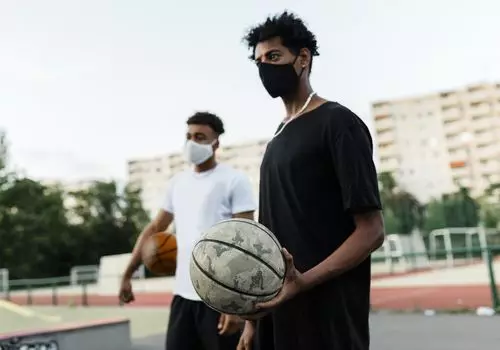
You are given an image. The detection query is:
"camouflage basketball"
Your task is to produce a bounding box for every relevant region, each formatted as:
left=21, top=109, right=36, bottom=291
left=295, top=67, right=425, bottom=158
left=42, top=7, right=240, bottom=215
left=189, top=218, right=286, bottom=316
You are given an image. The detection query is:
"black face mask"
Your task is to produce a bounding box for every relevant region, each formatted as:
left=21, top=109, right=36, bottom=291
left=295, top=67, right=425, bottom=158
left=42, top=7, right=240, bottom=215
left=258, top=57, right=303, bottom=98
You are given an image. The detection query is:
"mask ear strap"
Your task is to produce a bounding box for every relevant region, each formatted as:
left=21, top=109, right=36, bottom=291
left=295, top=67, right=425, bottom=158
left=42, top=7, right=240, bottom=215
left=292, top=54, right=305, bottom=78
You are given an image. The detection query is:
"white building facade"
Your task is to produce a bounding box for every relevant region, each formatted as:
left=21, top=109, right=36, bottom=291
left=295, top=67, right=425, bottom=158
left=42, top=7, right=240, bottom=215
left=373, top=82, right=500, bottom=202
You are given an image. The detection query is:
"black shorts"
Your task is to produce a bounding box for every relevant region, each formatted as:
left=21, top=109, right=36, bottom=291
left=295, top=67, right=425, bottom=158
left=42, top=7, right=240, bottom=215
left=166, top=295, right=242, bottom=350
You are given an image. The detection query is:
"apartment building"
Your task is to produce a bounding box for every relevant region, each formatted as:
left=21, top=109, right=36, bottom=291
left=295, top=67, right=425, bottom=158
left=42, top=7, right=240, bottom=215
left=373, top=82, right=500, bottom=202
left=127, top=139, right=268, bottom=217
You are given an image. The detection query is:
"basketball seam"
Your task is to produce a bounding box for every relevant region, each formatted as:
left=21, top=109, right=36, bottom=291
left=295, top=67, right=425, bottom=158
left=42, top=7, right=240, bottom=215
left=157, top=248, right=177, bottom=259
left=154, top=234, right=175, bottom=273
left=196, top=292, right=273, bottom=317
left=197, top=238, right=284, bottom=279
left=191, top=252, right=281, bottom=297
left=213, top=218, right=282, bottom=248
left=157, top=234, right=171, bottom=250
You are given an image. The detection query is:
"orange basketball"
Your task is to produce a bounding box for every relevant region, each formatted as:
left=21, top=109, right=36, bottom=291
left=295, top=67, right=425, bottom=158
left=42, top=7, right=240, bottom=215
left=141, top=232, right=177, bottom=276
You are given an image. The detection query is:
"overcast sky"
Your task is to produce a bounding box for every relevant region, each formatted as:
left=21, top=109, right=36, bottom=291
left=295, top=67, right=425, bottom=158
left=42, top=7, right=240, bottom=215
left=1, top=0, right=499, bottom=182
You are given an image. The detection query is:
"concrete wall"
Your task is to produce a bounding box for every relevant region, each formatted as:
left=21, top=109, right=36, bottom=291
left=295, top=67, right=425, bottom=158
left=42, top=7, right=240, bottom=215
left=0, top=318, right=131, bottom=350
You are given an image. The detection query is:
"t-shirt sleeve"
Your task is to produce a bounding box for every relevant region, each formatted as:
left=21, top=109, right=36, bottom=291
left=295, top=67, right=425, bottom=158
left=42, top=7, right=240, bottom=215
left=327, top=110, right=382, bottom=213
left=161, top=177, right=176, bottom=214
left=229, top=172, right=257, bottom=214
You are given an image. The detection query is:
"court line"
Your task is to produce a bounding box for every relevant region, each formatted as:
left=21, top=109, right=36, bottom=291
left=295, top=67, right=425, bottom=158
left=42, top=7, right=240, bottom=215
left=0, top=300, right=61, bottom=322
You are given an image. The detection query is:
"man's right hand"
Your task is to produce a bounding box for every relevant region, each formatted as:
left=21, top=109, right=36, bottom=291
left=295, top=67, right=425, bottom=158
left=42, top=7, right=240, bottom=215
left=118, top=277, right=135, bottom=305
left=237, top=321, right=256, bottom=350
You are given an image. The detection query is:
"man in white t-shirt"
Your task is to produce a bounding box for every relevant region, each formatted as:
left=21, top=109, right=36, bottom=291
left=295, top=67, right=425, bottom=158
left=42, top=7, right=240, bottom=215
left=119, top=112, right=257, bottom=350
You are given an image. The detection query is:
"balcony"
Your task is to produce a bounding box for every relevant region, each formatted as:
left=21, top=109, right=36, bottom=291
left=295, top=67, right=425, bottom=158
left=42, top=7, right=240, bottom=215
left=479, top=161, right=499, bottom=175
left=443, top=121, right=464, bottom=137
left=469, top=102, right=491, bottom=117
left=376, top=130, right=395, bottom=144
left=377, top=143, right=397, bottom=157
left=446, top=135, right=466, bottom=150
left=449, top=160, right=466, bottom=169
left=467, top=89, right=490, bottom=103
left=472, top=116, right=494, bottom=133
left=440, top=92, right=460, bottom=107
left=494, top=103, right=500, bottom=113
left=375, top=115, right=395, bottom=131
left=442, top=106, right=462, bottom=122
left=475, top=132, right=496, bottom=147
left=372, top=101, right=391, bottom=116
left=476, top=144, right=500, bottom=159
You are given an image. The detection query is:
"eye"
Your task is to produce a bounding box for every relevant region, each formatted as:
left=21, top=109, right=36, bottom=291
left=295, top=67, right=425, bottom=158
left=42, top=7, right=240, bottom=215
left=195, top=135, right=207, bottom=142
left=269, top=52, right=280, bottom=61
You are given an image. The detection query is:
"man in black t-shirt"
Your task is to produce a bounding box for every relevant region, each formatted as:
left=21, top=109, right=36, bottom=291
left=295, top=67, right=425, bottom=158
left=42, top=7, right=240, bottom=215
left=236, top=11, right=385, bottom=350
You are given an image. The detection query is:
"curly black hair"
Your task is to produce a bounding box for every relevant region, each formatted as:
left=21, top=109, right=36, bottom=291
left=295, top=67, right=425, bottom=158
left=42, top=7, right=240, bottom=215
left=243, top=11, right=320, bottom=70
left=186, top=112, right=225, bottom=135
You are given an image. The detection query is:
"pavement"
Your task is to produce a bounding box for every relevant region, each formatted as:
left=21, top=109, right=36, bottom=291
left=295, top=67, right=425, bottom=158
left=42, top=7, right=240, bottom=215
left=1, top=304, right=499, bottom=350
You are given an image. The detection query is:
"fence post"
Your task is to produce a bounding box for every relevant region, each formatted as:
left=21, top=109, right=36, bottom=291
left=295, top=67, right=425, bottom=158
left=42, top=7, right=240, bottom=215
left=485, top=248, right=500, bottom=310
left=52, top=282, right=58, bottom=306
left=82, top=283, right=88, bottom=307
left=27, top=284, right=32, bottom=305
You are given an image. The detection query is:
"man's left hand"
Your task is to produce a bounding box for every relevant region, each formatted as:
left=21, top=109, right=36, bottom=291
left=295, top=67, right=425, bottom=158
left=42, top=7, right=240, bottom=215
left=255, top=248, right=306, bottom=311
left=218, top=314, right=244, bottom=335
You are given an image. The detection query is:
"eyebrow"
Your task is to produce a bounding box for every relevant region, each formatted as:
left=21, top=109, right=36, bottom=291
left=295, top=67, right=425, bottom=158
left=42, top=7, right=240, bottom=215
left=255, top=49, right=281, bottom=61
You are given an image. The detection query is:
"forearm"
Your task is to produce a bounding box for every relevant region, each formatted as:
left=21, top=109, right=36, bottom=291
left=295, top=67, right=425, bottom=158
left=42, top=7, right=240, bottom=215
left=302, top=225, right=384, bottom=290
left=123, top=222, right=158, bottom=279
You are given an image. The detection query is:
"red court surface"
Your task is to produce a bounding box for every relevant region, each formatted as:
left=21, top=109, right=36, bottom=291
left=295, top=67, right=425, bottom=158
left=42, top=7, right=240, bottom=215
left=5, top=285, right=497, bottom=310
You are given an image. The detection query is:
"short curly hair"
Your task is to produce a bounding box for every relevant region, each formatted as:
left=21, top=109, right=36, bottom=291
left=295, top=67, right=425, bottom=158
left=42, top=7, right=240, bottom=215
left=186, top=112, right=225, bottom=135
left=243, top=11, right=320, bottom=71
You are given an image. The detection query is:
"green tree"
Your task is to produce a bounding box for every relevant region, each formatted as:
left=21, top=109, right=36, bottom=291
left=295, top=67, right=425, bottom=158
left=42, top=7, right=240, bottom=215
left=0, top=178, right=70, bottom=279
left=423, top=187, right=480, bottom=232
left=382, top=207, right=400, bottom=235
left=0, top=131, right=150, bottom=278
left=478, top=183, right=500, bottom=228
left=68, top=181, right=149, bottom=266
left=378, top=172, right=422, bottom=234
left=423, top=199, right=447, bottom=232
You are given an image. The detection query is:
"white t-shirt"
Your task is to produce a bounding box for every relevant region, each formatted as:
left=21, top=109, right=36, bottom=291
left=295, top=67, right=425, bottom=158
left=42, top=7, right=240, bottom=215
left=162, top=163, right=257, bottom=301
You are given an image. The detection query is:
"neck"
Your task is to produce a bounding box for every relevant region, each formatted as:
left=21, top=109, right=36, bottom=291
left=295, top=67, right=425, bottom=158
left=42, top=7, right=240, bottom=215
left=194, top=157, right=217, bottom=173
left=282, top=82, right=314, bottom=118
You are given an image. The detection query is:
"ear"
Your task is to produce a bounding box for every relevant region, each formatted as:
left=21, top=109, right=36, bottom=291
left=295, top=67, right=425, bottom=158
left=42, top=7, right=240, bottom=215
left=298, top=48, right=311, bottom=70
left=213, top=139, right=220, bottom=150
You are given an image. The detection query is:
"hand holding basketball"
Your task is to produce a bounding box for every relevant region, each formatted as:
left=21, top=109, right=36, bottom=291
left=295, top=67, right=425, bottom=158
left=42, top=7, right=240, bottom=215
left=255, top=248, right=305, bottom=311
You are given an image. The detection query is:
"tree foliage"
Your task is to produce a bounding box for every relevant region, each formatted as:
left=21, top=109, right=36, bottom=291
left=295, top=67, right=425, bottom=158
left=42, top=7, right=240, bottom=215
left=0, top=133, right=149, bottom=279
left=379, top=172, right=487, bottom=235
left=378, top=172, right=423, bottom=234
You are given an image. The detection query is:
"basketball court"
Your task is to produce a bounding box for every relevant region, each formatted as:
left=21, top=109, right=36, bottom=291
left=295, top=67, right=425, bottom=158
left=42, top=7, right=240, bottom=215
left=1, top=303, right=498, bottom=350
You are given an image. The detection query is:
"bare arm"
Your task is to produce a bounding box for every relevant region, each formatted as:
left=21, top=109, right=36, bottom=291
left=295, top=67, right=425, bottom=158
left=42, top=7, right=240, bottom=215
left=122, top=209, right=174, bottom=280
left=232, top=211, right=254, bottom=220
left=301, top=210, right=384, bottom=289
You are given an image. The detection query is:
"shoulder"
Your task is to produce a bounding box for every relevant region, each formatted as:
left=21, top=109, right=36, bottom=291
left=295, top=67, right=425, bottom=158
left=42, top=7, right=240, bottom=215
left=320, top=102, right=366, bottom=129
left=215, top=164, right=249, bottom=183
left=319, top=102, right=371, bottom=139
left=168, top=169, right=190, bottom=186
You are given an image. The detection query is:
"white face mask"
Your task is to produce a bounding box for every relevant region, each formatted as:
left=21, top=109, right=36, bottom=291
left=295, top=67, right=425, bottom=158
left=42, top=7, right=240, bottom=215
left=184, top=140, right=215, bottom=165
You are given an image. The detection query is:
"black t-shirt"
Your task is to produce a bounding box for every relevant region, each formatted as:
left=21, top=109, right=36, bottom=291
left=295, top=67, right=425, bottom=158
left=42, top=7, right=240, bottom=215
left=255, top=101, right=382, bottom=350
